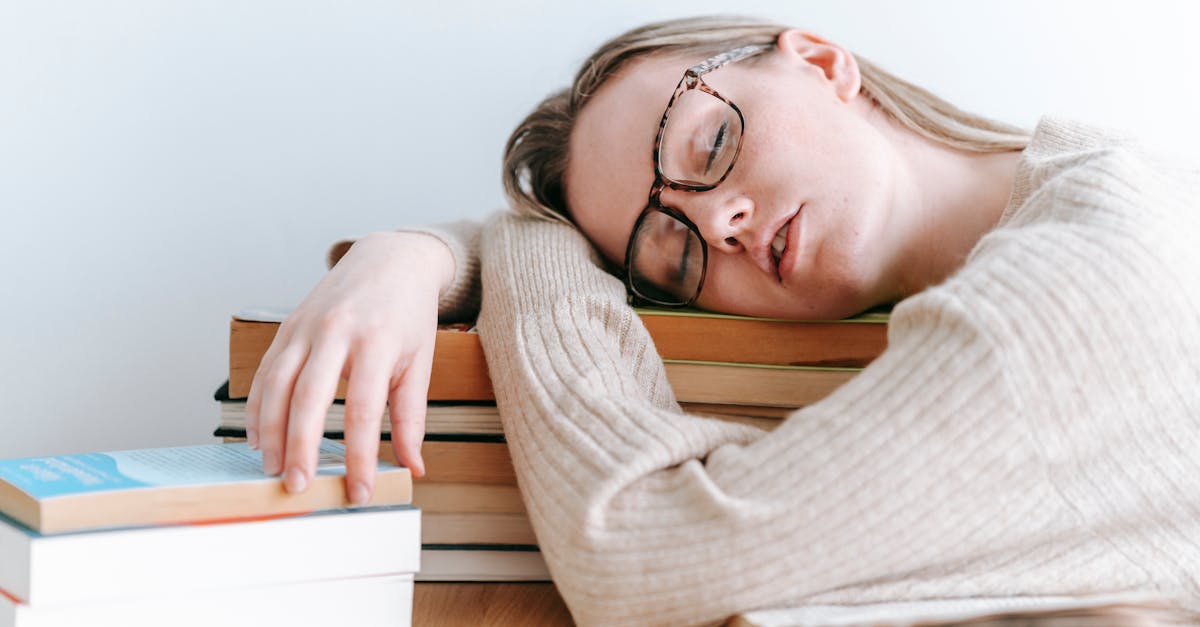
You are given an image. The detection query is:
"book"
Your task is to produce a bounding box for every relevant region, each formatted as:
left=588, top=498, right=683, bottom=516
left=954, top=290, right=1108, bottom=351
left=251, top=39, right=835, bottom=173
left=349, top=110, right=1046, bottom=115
left=229, top=321, right=860, bottom=407
left=661, top=361, right=858, bottom=407
left=421, top=513, right=537, bottom=545
left=0, top=440, right=411, bottom=533
left=228, top=306, right=886, bottom=401
left=215, top=383, right=793, bottom=437
left=412, top=484, right=525, bottom=515
left=406, top=440, right=516, bottom=485
left=214, top=431, right=518, bottom=485
left=214, top=411, right=788, bottom=488
left=0, top=505, right=419, bottom=607
left=230, top=316, right=490, bottom=402
left=214, top=435, right=534, bottom=545
left=218, top=396, right=508, bottom=436
left=0, top=573, right=414, bottom=627
left=636, top=306, right=888, bottom=367
left=418, top=545, right=550, bottom=582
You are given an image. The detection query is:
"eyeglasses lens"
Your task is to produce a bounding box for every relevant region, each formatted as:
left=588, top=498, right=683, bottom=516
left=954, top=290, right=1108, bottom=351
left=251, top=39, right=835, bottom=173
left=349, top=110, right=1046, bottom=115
left=658, top=89, right=742, bottom=187
left=628, top=210, right=706, bottom=305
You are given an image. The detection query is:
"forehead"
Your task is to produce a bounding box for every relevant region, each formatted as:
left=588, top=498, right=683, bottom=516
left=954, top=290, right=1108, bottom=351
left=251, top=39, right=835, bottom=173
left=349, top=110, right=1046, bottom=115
left=565, top=54, right=695, bottom=264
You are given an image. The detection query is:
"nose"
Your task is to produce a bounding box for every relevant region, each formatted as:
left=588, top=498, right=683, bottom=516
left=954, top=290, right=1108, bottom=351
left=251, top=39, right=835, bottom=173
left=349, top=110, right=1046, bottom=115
left=660, top=187, right=754, bottom=255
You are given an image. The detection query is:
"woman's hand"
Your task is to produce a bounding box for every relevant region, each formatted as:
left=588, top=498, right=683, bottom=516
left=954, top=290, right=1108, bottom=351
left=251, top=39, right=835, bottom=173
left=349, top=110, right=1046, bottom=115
left=244, top=231, right=454, bottom=504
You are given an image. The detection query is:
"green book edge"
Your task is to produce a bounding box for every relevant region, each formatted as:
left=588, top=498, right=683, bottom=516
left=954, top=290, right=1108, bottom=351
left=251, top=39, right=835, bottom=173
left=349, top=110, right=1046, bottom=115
left=662, top=359, right=863, bottom=372
left=633, top=304, right=891, bottom=324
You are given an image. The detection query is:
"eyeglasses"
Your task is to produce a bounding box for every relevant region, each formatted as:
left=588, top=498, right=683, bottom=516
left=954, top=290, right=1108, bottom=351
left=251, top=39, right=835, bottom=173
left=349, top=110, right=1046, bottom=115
left=623, top=43, right=771, bottom=307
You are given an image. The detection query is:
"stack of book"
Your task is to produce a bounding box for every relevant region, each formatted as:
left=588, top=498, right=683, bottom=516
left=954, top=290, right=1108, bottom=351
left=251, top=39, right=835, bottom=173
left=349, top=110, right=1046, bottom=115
left=217, top=306, right=889, bottom=582
left=0, top=440, right=418, bottom=627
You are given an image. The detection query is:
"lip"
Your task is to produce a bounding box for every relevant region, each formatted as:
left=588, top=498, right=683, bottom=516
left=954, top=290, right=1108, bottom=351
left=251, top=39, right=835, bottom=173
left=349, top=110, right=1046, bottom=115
left=775, top=204, right=805, bottom=283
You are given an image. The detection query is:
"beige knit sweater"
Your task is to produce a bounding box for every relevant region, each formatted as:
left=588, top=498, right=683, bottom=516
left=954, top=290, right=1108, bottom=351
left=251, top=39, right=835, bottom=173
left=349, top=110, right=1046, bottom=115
left=416, top=117, right=1200, bottom=625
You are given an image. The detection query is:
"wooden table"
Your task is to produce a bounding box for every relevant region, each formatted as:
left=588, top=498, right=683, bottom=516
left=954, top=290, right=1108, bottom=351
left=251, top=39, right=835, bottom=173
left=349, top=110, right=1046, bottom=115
left=413, top=583, right=573, bottom=626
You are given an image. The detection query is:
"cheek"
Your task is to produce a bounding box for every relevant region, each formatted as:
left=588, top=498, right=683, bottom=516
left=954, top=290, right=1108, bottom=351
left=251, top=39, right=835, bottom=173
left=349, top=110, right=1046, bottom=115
left=696, top=214, right=880, bottom=320
left=811, top=134, right=893, bottom=287
left=695, top=256, right=779, bottom=317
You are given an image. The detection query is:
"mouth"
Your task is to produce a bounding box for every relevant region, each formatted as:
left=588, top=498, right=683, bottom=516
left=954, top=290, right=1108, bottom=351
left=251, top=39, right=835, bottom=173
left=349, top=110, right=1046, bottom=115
left=769, top=204, right=804, bottom=282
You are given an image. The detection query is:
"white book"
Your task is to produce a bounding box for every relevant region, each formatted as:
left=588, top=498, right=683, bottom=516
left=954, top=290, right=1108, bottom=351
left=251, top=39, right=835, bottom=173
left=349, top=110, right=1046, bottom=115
left=0, top=505, right=419, bottom=607
left=1, top=573, right=413, bottom=627
left=417, top=546, right=550, bottom=582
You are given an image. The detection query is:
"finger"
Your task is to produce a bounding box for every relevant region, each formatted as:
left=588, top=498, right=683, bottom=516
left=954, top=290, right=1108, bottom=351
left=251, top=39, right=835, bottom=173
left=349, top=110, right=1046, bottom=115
left=388, top=343, right=434, bottom=478
left=341, top=345, right=392, bottom=506
left=282, top=338, right=349, bottom=494
left=254, top=344, right=309, bottom=476
left=244, top=325, right=293, bottom=450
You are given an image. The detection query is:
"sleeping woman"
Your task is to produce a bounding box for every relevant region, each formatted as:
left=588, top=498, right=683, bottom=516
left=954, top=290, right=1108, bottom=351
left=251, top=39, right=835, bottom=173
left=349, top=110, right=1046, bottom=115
left=243, top=16, right=1200, bottom=625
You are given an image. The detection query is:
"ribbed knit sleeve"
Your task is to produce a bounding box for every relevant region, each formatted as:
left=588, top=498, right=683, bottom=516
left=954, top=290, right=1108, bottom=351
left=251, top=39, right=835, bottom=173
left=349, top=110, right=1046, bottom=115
left=326, top=220, right=484, bottom=323
left=475, top=117, right=1200, bottom=626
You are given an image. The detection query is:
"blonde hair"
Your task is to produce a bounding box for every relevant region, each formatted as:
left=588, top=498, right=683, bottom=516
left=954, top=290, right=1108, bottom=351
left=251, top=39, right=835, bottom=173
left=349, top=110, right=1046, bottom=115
left=503, top=15, right=1030, bottom=224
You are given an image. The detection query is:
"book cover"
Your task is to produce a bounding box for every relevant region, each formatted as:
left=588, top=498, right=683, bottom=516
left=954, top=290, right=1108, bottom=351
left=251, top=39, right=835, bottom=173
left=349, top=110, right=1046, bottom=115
left=0, top=440, right=411, bottom=533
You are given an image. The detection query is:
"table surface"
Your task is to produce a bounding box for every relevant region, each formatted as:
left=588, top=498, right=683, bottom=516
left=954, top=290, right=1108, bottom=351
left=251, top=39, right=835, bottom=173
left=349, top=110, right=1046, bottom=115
left=413, top=582, right=574, bottom=626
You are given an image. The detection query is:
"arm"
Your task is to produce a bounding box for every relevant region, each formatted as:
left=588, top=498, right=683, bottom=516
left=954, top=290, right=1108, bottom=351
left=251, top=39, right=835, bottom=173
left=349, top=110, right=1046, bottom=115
left=477, top=212, right=1062, bottom=625
left=327, top=220, right=483, bottom=323
left=246, top=218, right=484, bottom=505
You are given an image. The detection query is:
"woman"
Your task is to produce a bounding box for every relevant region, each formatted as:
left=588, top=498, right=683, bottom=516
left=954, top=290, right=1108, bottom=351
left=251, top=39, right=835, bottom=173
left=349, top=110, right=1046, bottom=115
left=244, top=16, right=1199, bottom=625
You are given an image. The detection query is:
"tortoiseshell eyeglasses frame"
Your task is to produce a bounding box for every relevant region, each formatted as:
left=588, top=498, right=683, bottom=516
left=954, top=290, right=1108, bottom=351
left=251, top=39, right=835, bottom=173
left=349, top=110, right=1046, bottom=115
left=623, top=43, right=773, bottom=307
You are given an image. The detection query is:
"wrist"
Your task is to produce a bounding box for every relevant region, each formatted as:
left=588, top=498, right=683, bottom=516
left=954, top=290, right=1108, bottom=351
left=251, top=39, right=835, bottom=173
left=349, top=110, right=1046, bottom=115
left=360, top=231, right=457, bottom=295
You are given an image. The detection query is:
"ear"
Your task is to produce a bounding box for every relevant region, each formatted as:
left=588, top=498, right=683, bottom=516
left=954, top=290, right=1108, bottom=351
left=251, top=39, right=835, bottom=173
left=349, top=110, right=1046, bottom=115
left=775, top=29, right=861, bottom=103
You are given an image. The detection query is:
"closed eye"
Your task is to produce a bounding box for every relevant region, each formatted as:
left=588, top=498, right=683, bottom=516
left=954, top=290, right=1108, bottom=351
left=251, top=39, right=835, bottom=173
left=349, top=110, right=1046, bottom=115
left=704, top=121, right=728, bottom=174
left=677, top=231, right=692, bottom=283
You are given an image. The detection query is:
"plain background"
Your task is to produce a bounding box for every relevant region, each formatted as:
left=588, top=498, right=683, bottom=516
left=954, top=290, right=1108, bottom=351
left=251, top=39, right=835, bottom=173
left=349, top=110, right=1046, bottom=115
left=2, top=0, right=1197, bottom=458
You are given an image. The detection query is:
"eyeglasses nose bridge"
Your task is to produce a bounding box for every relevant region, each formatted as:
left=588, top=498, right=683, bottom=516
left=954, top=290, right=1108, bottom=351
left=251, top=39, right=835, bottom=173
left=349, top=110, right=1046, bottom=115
left=648, top=180, right=667, bottom=206
left=658, top=185, right=748, bottom=249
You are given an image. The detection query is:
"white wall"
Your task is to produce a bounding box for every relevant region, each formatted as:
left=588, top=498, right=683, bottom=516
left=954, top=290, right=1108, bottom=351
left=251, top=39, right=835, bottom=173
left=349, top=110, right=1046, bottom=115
left=2, top=0, right=1197, bottom=457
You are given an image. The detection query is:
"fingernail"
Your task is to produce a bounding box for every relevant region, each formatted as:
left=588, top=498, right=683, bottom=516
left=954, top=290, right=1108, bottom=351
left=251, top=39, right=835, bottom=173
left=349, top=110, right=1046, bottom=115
left=284, top=468, right=308, bottom=494
left=247, top=432, right=259, bottom=450
left=262, top=451, right=279, bottom=475
left=349, top=481, right=370, bottom=506
left=413, top=456, right=426, bottom=479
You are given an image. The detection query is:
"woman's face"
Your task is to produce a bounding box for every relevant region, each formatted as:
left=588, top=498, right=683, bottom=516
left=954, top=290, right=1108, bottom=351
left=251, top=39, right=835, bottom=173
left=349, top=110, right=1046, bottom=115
left=566, top=31, right=908, bottom=319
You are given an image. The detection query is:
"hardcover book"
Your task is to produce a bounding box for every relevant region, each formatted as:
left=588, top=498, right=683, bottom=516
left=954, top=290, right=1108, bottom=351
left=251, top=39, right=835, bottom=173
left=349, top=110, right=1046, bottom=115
left=228, top=306, right=887, bottom=403
left=214, top=383, right=792, bottom=437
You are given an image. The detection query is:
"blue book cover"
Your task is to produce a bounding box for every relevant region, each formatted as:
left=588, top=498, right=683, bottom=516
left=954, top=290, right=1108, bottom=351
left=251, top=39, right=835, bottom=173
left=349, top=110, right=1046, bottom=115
left=0, top=440, right=354, bottom=500
left=0, top=439, right=411, bottom=533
